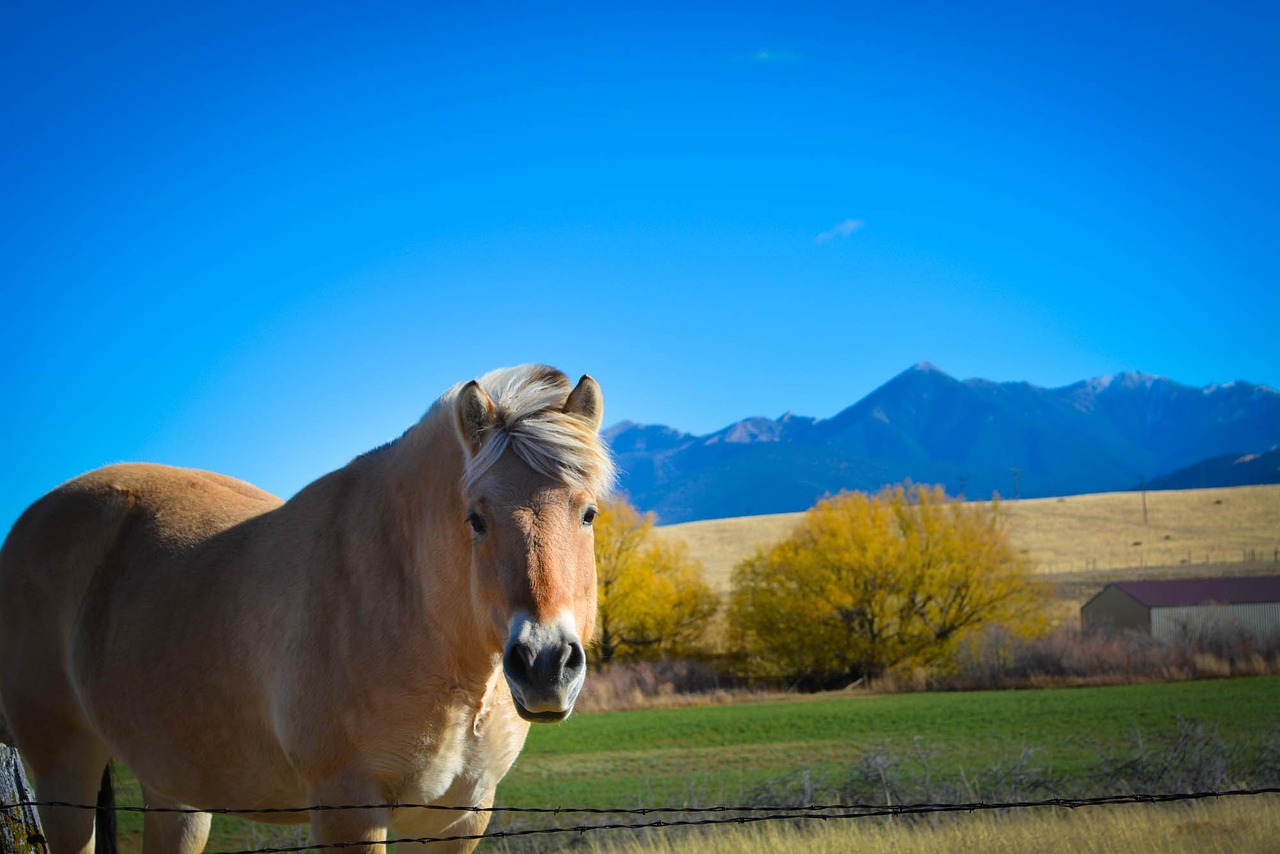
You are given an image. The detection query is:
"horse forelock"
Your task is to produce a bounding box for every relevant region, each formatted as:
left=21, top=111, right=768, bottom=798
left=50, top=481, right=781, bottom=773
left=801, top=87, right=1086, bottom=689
left=446, top=365, right=617, bottom=498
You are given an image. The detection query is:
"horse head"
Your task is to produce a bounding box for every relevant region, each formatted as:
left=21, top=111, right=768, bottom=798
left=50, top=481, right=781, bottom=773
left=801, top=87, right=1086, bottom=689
left=453, top=368, right=612, bottom=722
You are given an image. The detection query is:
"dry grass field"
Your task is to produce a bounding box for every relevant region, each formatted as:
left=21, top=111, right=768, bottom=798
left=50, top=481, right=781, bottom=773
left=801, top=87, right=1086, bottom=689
left=586, top=794, right=1280, bottom=854
left=655, top=485, right=1280, bottom=621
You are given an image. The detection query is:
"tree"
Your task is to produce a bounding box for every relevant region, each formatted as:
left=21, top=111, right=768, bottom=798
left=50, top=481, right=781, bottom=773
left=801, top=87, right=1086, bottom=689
left=592, top=498, right=720, bottom=665
left=729, top=484, right=1045, bottom=686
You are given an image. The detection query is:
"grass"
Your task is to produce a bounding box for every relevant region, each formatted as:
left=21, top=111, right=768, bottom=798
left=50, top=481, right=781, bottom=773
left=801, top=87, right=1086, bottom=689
left=655, top=484, right=1280, bottom=603
left=41, top=677, right=1280, bottom=851
left=582, top=794, right=1280, bottom=854
left=497, top=677, right=1280, bottom=809
left=999, top=484, right=1279, bottom=573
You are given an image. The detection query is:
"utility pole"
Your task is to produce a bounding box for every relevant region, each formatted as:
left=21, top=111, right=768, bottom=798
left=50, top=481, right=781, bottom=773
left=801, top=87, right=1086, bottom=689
left=957, top=475, right=968, bottom=499
left=1140, top=474, right=1149, bottom=526
left=1010, top=468, right=1020, bottom=501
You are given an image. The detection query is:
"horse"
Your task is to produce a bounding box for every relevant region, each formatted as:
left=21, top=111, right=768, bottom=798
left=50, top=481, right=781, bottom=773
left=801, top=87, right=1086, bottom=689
left=0, top=364, right=615, bottom=854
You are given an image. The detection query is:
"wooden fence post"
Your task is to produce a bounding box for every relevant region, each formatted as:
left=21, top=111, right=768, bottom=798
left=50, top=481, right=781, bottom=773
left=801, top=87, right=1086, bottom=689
left=1, top=744, right=46, bottom=853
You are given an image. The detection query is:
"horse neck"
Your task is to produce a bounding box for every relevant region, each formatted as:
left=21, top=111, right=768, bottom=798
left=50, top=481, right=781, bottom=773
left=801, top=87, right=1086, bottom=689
left=370, top=409, right=502, bottom=678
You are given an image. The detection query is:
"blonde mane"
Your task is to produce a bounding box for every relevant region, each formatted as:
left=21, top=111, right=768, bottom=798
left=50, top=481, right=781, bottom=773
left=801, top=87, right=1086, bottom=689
left=438, top=365, right=616, bottom=498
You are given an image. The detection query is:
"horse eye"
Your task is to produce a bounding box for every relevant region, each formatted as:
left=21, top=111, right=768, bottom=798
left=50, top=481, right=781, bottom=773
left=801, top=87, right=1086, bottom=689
left=466, top=512, right=487, bottom=536
left=582, top=506, right=598, bottom=527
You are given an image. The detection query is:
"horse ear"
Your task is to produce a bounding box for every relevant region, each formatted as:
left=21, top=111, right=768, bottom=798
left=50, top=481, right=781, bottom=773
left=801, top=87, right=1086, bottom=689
left=455, top=380, right=498, bottom=456
left=563, top=375, right=604, bottom=431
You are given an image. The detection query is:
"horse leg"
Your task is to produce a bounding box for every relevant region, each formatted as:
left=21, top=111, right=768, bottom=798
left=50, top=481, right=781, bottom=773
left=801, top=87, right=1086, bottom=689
left=23, top=731, right=111, bottom=854
left=141, top=787, right=211, bottom=854
left=388, top=785, right=494, bottom=854
left=306, top=776, right=389, bottom=854
left=390, top=808, right=490, bottom=854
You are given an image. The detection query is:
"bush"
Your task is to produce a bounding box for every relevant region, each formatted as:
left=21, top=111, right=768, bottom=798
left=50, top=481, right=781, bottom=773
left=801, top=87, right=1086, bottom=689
left=579, top=659, right=742, bottom=712
left=730, top=485, right=1047, bottom=687
left=593, top=499, right=720, bottom=665
left=930, top=622, right=1280, bottom=692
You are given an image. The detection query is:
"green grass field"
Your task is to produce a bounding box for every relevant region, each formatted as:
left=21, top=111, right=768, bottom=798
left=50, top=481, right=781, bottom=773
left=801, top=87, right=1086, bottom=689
left=498, top=677, right=1280, bottom=809
left=79, top=677, right=1280, bottom=851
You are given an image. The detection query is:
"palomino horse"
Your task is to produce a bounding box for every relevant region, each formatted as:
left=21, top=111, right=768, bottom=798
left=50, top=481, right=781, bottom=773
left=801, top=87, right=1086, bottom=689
left=0, top=365, right=614, bottom=853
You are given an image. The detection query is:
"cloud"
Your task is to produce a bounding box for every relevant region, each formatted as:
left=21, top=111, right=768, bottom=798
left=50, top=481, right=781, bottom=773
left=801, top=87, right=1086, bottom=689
left=815, top=219, right=865, bottom=243
left=747, top=48, right=802, bottom=63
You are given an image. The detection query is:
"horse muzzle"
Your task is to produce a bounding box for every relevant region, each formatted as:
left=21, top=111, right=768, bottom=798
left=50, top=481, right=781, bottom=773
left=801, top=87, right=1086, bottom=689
left=502, top=614, right=587, bottom=723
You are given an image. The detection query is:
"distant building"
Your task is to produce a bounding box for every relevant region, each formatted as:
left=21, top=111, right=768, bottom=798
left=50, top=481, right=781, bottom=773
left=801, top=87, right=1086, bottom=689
left=1081, top=576, right=1280, bottom=641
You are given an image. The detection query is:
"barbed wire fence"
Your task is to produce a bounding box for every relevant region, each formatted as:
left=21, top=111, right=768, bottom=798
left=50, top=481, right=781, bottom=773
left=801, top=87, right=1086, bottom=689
left=5, top=788, right=1280, bottom=854
left=1033, top=546, right=1280, bottom=573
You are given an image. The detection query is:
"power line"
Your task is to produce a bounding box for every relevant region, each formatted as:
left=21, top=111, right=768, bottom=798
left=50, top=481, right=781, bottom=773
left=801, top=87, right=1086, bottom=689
left=6, top=788, right=1280, bottom=854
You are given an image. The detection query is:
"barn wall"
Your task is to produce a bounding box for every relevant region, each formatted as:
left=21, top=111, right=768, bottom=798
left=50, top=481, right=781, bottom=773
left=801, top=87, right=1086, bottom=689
left=1151, top=603, right=1280, bottom=642
left=1081, top=587, right=1150, bottom=633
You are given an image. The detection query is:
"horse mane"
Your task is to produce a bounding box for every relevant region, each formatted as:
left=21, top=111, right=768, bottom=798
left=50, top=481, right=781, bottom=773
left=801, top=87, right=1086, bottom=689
left=436, top=365, right=616, bottom=498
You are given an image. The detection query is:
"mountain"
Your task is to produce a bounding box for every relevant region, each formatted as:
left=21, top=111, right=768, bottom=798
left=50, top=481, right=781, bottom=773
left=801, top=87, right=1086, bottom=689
left=1144, top=447, right=1280, bottom=491
left=604, top=363, right=1280, bottom=523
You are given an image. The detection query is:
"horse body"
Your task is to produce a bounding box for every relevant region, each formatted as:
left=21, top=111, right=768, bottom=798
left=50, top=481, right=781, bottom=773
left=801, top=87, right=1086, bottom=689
left=0, top=366, right=612, bottom=853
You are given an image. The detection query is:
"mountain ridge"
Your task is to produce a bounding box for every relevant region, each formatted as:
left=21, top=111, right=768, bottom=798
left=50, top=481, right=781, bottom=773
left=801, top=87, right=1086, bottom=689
left=605, top=364, right=1280, bottom=523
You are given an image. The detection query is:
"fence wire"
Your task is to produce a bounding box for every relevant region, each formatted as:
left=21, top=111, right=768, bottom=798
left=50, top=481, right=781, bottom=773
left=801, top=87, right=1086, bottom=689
left=5, top=787, right=1280, bottom=853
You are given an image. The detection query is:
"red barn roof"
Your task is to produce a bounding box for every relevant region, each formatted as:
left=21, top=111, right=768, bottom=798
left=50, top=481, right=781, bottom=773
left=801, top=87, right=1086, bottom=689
left=1111, top=575, right=1280, bottom=608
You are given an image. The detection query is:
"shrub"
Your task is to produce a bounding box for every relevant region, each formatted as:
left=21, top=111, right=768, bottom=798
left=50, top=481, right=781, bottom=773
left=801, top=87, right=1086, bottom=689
left=593, top=499, right=720, bottom=665
left=933, top=622, right=1280, bottom=692
left=729, top=485, right=1046, bottom=687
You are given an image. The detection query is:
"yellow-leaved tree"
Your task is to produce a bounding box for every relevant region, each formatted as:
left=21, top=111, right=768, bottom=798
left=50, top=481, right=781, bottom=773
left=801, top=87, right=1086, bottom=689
left=592, top=498, right=720, bottom=665
left=729, top=484, right=1045, bottom=686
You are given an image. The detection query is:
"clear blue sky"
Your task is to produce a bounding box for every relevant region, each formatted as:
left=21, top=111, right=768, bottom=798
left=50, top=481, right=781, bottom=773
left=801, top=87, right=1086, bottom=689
left=3, top=1, right=1277, bottom=531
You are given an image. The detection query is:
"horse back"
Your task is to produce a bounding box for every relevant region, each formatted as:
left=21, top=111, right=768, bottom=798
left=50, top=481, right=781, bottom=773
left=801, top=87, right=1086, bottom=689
left=0, top=464, right=283, bottom=745
left=1, top=463, right=281, bottom=629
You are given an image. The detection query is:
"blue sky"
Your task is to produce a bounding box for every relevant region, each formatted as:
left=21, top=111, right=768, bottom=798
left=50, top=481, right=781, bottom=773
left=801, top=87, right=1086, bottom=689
left=3, top=1, right=1277, bottom=530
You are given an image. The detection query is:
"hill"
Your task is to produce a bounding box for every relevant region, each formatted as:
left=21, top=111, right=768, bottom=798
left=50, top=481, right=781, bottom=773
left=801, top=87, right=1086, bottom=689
left=654, top=485, right=1280, bottom=613
left=607, top=364, right=1280, bottom=523
left=1145, top=447, right=1280, bottom=490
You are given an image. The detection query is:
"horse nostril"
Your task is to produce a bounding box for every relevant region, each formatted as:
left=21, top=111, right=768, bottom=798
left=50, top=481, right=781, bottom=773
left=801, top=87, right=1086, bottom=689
left=564, top=641, right=586, bottom=676
left=518, top=644, right=536, bottom=670
left=504, top=643, right=535, bottom=681
left=505, top=638, right=586, bottom=685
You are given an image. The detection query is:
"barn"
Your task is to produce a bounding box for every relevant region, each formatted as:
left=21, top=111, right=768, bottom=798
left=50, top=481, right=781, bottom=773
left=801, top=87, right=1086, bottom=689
left=1080, top=575, right=1280, bottom=641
